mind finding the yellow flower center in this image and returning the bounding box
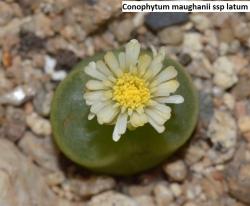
[113,73,150,109]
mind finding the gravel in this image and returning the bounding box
[0,2,249,206]
[225,145,250,204]
[158,26,183,45]
[212,56,238,90]
[163,160,188,182]
[145,12,189,31]
[26,112,52,136]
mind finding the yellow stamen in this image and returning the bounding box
[113,73,150,110]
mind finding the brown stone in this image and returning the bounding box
[225,144,250,204]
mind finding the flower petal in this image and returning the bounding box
[84,90,112,102]
[130,112,148,127]
[118,52,126,71]
[85,62,107,80]
[147,115,165,133]
[86,80,105,90]
[104,52,122,77]
[103,80,114,88]
[97,104,119,124]
[90,100,111,114]
[150,66,177,88]
[155,95,184,104]
[88,112,95,120]
[125,39,140,68]
[84,91,104,101]
[143,47,165,80]
[145,108,166,125]
[137,54,152,76]
[113,113,128,142]
[130,65,137,74]
[152,80,180,97]
[149,101,172,118]
[96,60,114,77]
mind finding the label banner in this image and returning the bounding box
[122,1,250,12]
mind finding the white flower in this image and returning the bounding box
[83,39,184,142]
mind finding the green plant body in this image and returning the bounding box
[51,48,199,176]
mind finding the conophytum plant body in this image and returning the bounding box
[51,39,199,175]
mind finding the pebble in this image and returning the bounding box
[183,33,203,52]
[87,191,137,206]
[163,160,187,182]
[207,110,237,150]
[3,122,26,142]
[19,31,45,52]
[60,25,77,40]
[46,171,65,186]
[219,42,230,56]
[232,21,250,42]
[228,40,241,54]
[127,184,154,197]
[158,26,183,45]
[0,17,30,39]
[230,54,249,73]
[86,0,99,5]
[207,148,235,165]
[0,138,75,206]
[22,13,54,38]
[55,49,78,71]
[0,2,14,26]
[219,26,234,43]
[204,30,219,48]
[111,19,134,42]
[170,183,182,197]
[199,91,214,126]
[18,131,59,171]
[190,14,212,32]
[0,70,13,92]
[185,143,206,165]
[3,107,26,142]
[203,45,218,62]
[2,50,12,68]
[80,0,121,34]
[212,56,238,89]
[186,57,212,78]
[132,13,146,28]
[69,176,116,197]
[183,202,198,206]
[154,183,174,206]
[225,144,250,204]
[44,55,67,81]
[223,93,235,110]
[178,53,192,66]
[186,184,202,200]
[44,55,57,74]
[26,112,51,136]
[201,176,224,200]
[238,116,250,134]
[233,76,250,100]
[134,195,156,206]
[33,84,53,117]
[0,85,36,106]
[145,12,189,31]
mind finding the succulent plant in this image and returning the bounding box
[51,39,198,176]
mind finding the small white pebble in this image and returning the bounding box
[44,55,66,81]
[51,70,67,81]
[223,93,235,110]
[26,112,51,136]
[44,55,56,74]
[170,183,182,197]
